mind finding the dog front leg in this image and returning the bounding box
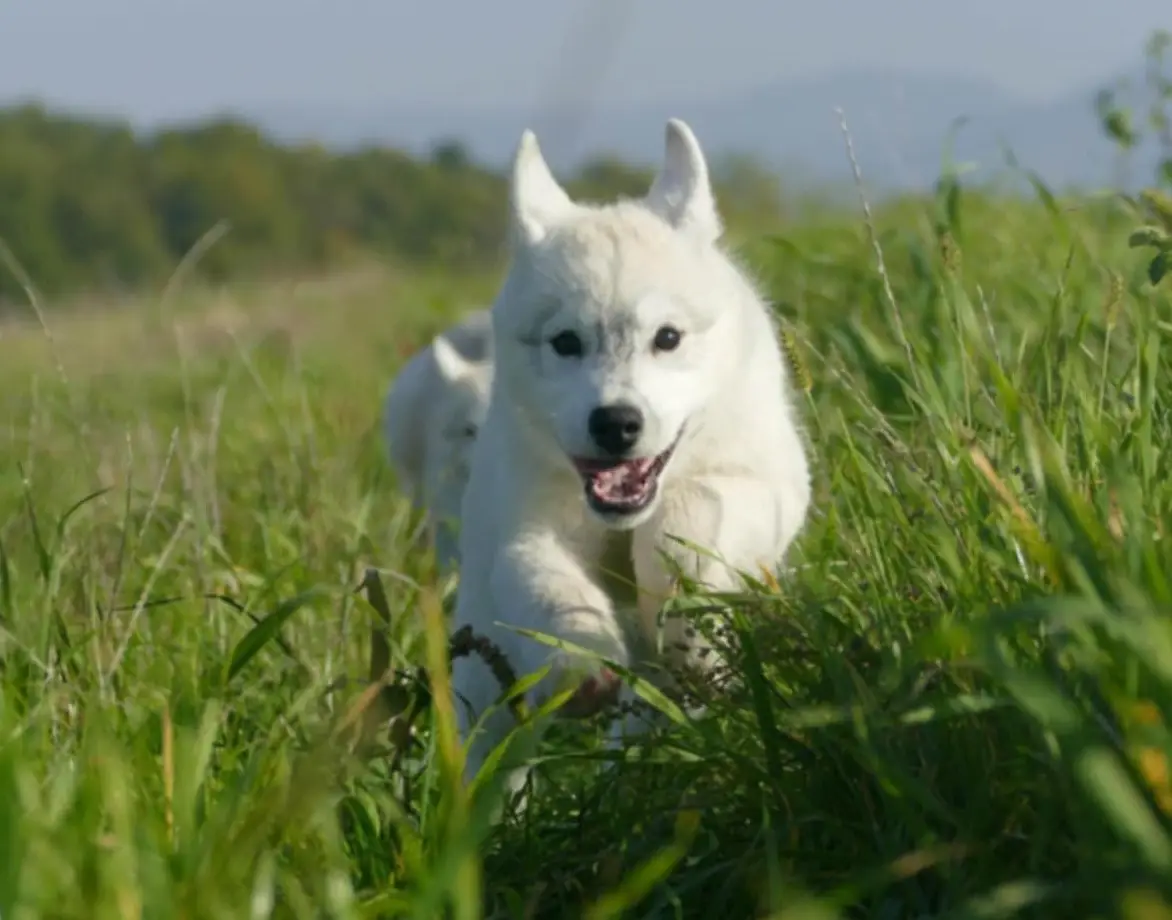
[492,531,631,704]
[632,474,802,680]
[459,531,630,794]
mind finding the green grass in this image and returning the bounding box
[2,179,1172,919]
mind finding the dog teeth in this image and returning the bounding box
[591,458,659,503]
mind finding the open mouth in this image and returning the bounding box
[571,433,681,517]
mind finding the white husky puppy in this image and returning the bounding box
[382,310,493,569]
[451,119,811,795]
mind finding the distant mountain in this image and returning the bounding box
[238,67,1164,192]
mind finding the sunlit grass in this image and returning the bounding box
[0,177,1170,918]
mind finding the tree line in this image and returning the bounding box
[0,104,787,305]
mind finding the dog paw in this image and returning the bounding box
[559,666,622,719]
[532,650,623,719]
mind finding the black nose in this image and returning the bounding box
[588,403,644,456]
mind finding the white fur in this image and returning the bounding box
[381,310,494,570]
[451,119,812,798]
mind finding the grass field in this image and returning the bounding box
[2,178,1172,919]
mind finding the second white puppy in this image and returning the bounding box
[382,309,493,570]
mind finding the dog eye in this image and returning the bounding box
[652,325,683,353]
[548,330,584,358]
[462,423,478,438]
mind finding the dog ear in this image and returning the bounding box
[509,130,575,246]
[433,333,471,384]
[644,118,722,243]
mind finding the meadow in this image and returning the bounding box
[2,157,1172,919]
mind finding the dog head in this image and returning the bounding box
[492,119,745,530]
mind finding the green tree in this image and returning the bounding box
[0,102,791,306]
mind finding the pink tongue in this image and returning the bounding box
[591,458,655,502]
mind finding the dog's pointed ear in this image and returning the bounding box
[510,130,574,246]
[433,333,471,384]
[644,118,722,243]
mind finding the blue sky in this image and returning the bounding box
[1,0,1167,118]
